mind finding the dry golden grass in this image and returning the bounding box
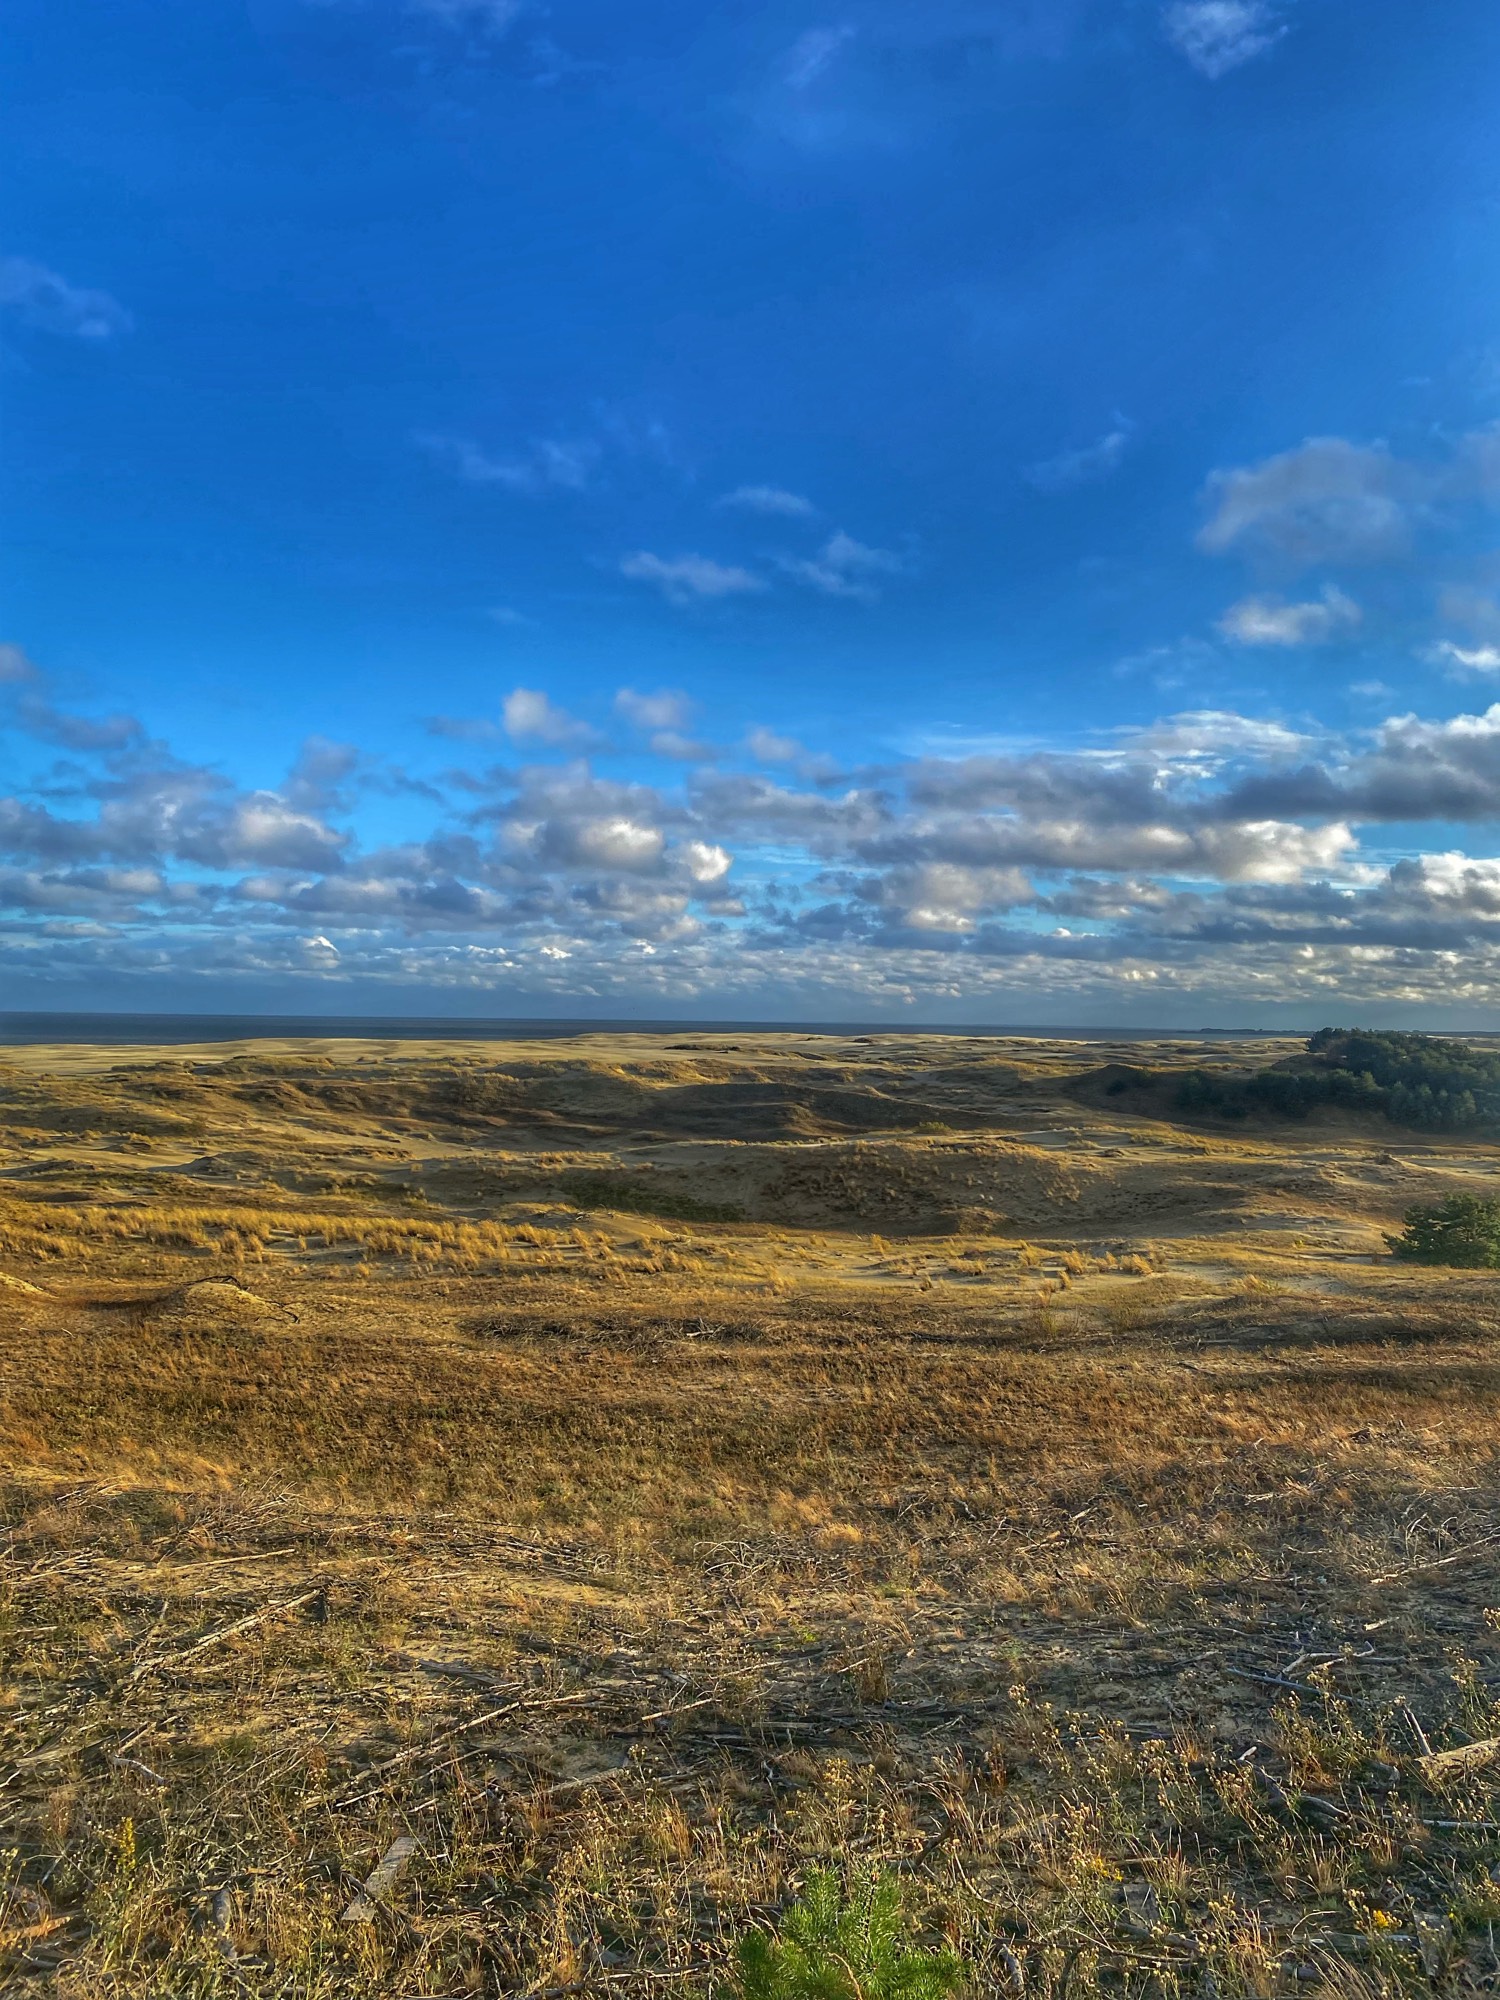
[0,1031,1498,1997]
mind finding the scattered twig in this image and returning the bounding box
[107,1753,167,1787]
[331,1692,596,1807]
[1401,1704,1434,1758]
[1225,1665,1319,1697]
[128,1589,321,1681]
[1366,1532,1500,1585]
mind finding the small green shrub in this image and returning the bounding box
[729,1870,965,2000]
[1386,1193,1500,1267]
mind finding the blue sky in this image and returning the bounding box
[5,0,1500,1022]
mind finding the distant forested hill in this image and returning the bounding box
[1175,1029,1500,1131]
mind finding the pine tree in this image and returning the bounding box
[730,1872,964,2000]
[1387,1194,1500,1267]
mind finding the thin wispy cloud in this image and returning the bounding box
[777,531,901,602]
[1161,1,1286,80]
[616,687,714,758]
[615,688,694,732]
[1025,419,1135,494]
[0,257,132,341]
[618,553,766,605]
[415,432,597,495]
[784,25,856,90]
[718,484,817,518]
[745,726,803,764]
[1438,583,1500,644]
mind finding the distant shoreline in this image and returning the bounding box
[0,1009,1414,1048]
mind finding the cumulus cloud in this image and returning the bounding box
[283,737,360,813]
[1218,586,1362,646]
[619,553,766,605]
[1222,703,1500,825]
[679,840,732,884]
[14,643,1500,1009]
[1199,438,1411,568]
[718,484,817,518]
[538,815,665,872]
[1161,1,1284,79]
[0,257,132,340]
[501,688,597,748]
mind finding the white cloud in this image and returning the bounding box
[0,645,40,684]
[406,0,523,33]
[679,840,732,884]
[1161,1,1284,79]
[874,862,1034,931]
[25,640,1500,1008]
[785,25,856,89]
[615,687,694,732]
[647,731,715,762]
[616,692,713,760]
[501,688,597,747]
[619,553,766,605]
[778,530,901,601]
[1188,819,1357,884]
[1198,437,1410,567]
[416,432,596,494]
[1114,709,1314,768]
[1430,641,1500,678]
[220,796,348,872]
[1218,585,1362,646]
[1405,852,1500,909]
[718,484,818,518]
[0,257,132,340]
[1026,419,1135,494]
[746,726,804,764]
[555,817,665,871]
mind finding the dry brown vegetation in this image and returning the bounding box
[1,1029,1498,1998]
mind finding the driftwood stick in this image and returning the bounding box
[341,1835,421,1923]
[1418,1736,1500,1781]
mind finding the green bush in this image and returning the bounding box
[1386,1193,1500,1267]
[729,1871,964,2000]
